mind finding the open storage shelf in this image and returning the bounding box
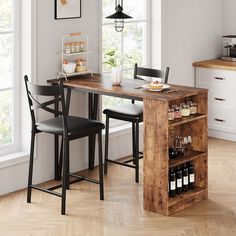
[168,186,205,207]
[167,93,208,215]
[63,51,92,57]
[169,150,206,168]
[169,113,207,127]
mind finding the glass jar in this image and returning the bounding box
[187,136,193,152]
[179,103,185,110]
[174,106,182,119]
[181,104,190,117]
[169,130,178,160]
[75,42,80,53]
[76,59,86,72]
[190,102,197,115]
[175,136,184,156]
[186,101,193,106]
[70,42,76,53]
[65,43,71,54]
[168,108,175,121]
[80,41,85,52]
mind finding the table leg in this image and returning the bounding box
[143,98,169,215]
[88,93,99,170]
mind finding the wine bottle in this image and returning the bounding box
[176,166,182,194]
[182,164,189,192]
[188,162,195,189]
[169,168,176,197]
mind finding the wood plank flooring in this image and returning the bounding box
[0,138,236,236]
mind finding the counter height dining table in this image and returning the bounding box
[48,74,208,216]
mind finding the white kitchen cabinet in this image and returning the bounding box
[193,59,236,141]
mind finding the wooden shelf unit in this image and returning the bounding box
[143,90,208,216]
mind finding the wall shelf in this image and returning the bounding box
[58,32,92,80]
[63,51,92,56]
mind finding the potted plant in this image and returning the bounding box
[104,49,123,86]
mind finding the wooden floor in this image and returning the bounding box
[0,138,236,236]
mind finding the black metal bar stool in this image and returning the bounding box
[103,64,170,183]
[24,75,105,215]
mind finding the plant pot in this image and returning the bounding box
[111,67,122,86]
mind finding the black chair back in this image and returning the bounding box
[24,75,68,133]
[134,63,170,84]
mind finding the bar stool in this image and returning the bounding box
[24,75,105,215]
[103,64,170,183]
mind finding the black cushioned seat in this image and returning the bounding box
[37,116,105,137]
[103,104,143,122]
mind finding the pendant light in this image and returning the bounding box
[106,0,132,32]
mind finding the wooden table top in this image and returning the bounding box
[48,74,207,102]
[193,59,236,71]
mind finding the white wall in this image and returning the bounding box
[151,0,162,69]
[158,0,223,86]
[35,0,100,179]
[223,0,236,35]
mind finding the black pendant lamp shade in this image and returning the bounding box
[106,0,132,32]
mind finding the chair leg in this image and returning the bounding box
[58,138,63,180]
[61,137,69,215]
[98,131,104,200]
[135,121,139,183]
[132,122,136,164]
[66,142,70,190]
[27,131,36,203]
[104,115,109,175]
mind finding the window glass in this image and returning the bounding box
[0,90,13,146]
[0,0,18,154]
[0,0,13,31]
[102,0,149,126]
[123,22,145,69]
[0,34,13,89]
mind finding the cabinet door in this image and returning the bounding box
[196,67,236,133]
[208,105,235,132]
[196,67,236,87]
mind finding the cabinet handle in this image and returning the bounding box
[214,97,225,102]
[214,77,225,81]
[215,118,226,123]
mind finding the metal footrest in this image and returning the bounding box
[31,185,62,197]
[123,155,143,164]
[107,159,136,169]
[31,176,86,197]
[68,173,100,185]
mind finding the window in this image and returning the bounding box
[0,0,20,155]
[102,0,150,126]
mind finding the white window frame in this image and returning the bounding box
[0,0,21,156]
[100,0,151,128]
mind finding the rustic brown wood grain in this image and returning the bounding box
[143,98,169,216]
[193,59,236,71]
[48,74,208,102]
